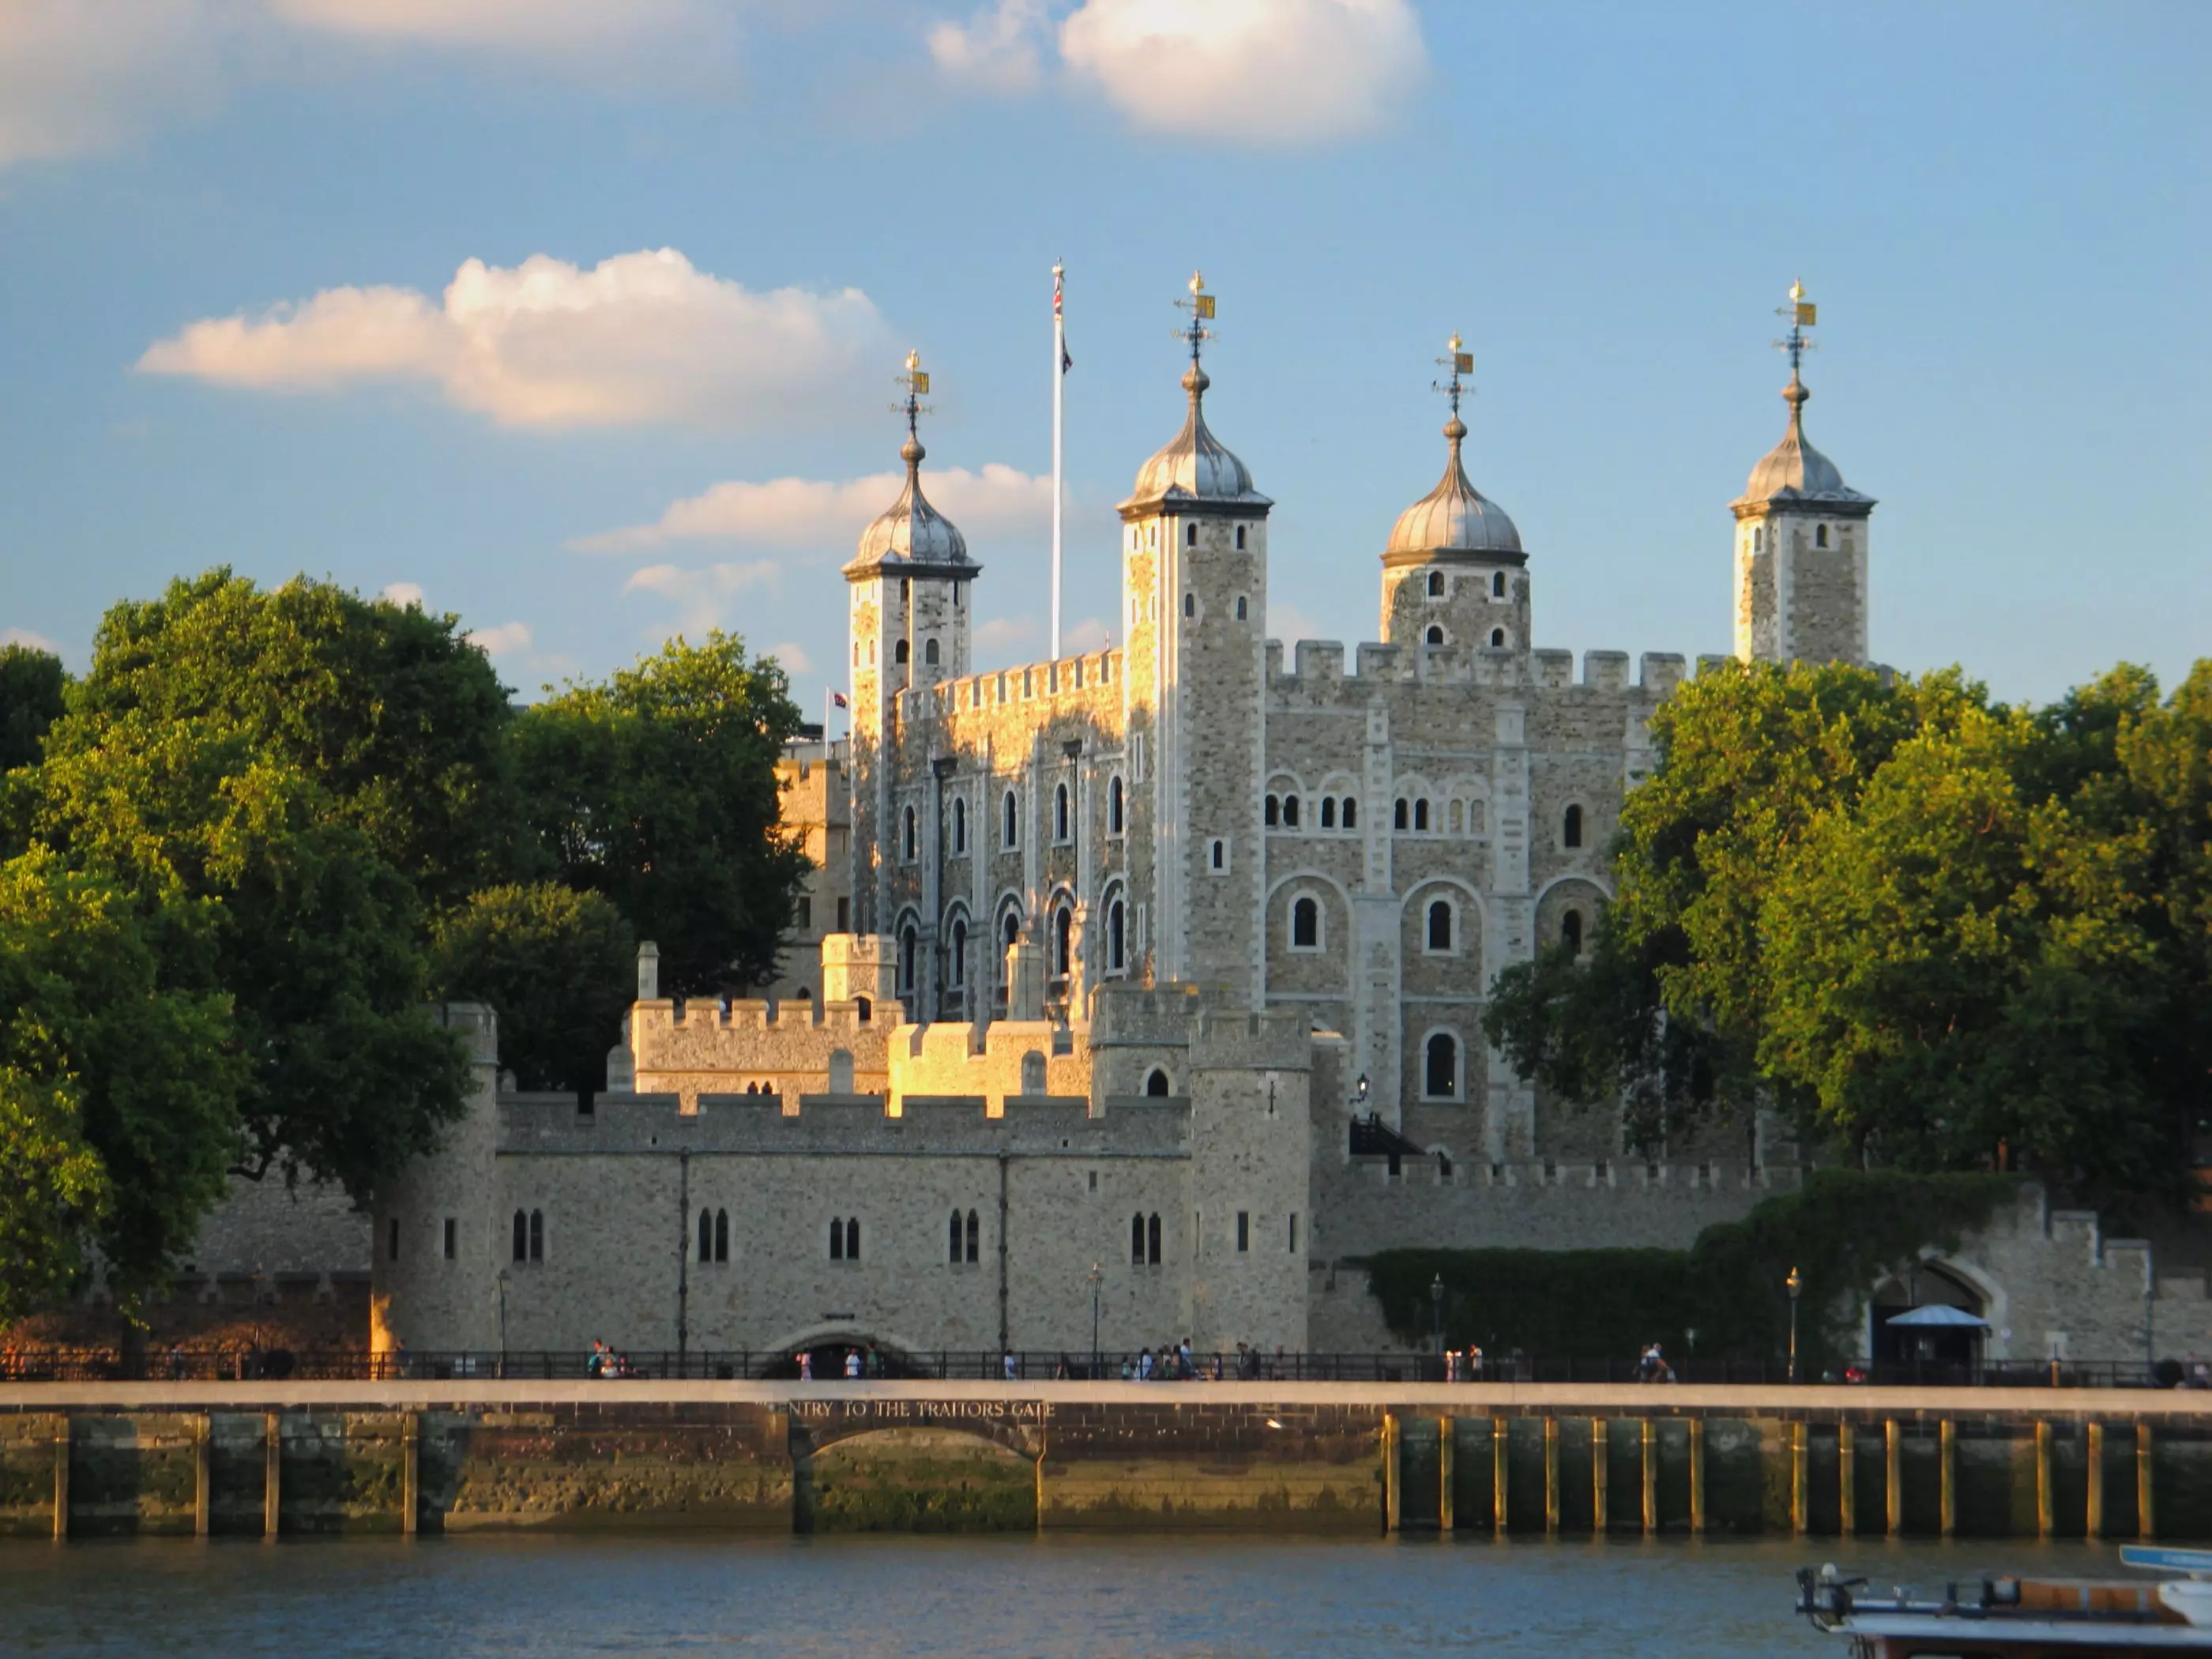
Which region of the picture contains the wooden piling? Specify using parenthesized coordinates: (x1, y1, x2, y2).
(1544, 1416, 1560, 1534)
(1592, 1419, 1610, 1533)
(2137, 1419, 2154, 1542)
(2036, 1420, 2054, 1539)
(402, 1413, 420, 1537)
(51, 1415, 69, 1543)
(1939, 1418, 1956, 1539)
(1641, 1418, 1657, 1534)
(1382, 1413, 1401, 1533)
(1838, 1423, 1856, 1537)
(1791, 1422, 1810, 1536)
(1439, 1417, 1454, 1533)
(1493, 1415, 1510, 1534)
(1885, 1420, 1903, 1537)
(263, 1411, 281, 1540)
(1688, 1418, 1706, 1536)
(2088, 1422, 2105, 1540)
(194, 1414, 212, 1537)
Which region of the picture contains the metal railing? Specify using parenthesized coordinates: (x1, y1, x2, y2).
(0, 1346, 2178, 1390)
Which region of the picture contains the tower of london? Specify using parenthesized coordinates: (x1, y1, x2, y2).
(363, 278, 1940, 1368)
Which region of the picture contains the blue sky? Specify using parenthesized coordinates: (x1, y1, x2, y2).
(0, 1, 2204, 712)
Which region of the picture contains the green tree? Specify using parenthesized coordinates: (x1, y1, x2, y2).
(0, 644, 67, 774)
(514, 632, 807, 996)
(432, 884, 636, 1103)
(1487, 660, 1981, 1147)
(25, 571, 485, 1195)
(0, 849, 243, 1317)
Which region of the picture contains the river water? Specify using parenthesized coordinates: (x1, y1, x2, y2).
(0, 1533, 2127, 1656)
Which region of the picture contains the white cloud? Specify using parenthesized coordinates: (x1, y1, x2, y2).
(623, 558, 784, 638)
(975, 615, 1039, 649)
(380, 581, 426, 608)
(1059, 0, 1424, 145)
(0, 0, 235, 169)
(1063, 614, 1111, 653)
(137, 248, 890, 431)
(573, 461, 1052, 554)
(767, 639, 813, 674)
(2, 626, 64, 654)
(928, 0, 1047, 92)
(1268, 600, 1324, 645)
(465, 620, 533, 656)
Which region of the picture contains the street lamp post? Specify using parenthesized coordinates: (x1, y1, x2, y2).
(1086, 1262, 1103, 1378)
(1431, 1274, 1446, 1355)
(1786, 1266, 1804, 1382)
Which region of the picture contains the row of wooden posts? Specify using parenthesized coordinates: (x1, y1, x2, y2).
(43, 1413, 423, 1540)
(1379, 1415, 2158, 1538)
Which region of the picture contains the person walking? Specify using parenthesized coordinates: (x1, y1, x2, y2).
(845, 1349, 863, 1379)
(797, 1350, 813, 1381)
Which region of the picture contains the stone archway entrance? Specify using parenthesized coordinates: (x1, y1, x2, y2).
(1870, 1261, 1988, 1372)
(789, 1405, 1044, 1533)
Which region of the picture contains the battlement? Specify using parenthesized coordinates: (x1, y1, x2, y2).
(905, 649, 1123, 726)
(1266, 641, 1686, 698)
(496, 1086, 1189, 1158)
(1343, 1155, 1808, 1198)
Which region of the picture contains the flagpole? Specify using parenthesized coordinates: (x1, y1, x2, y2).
(1051, 261, 1064, 663)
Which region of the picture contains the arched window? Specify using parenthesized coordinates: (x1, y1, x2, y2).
(1448, 799, 1463, 834)
(1427, 570, 1445, 597)
(1395, 798, 1409, 830)
(1319, 797, 1335, 829)
(924, 637, 940, 666)
(894, 638, 909, 664)
(1264, 794, 1279, 826)
(1414, 799, 1430, 832)
(511, 1209, 527, 1263)
(1427, 900, 1453, 952)
(1292, 895, 1319, 949)
(1210, 839, 1225, 870)
(949, 1209, 964, 1265)
(1283, 795, 1300, 828)
(855, 995, 872, 1023)
(1816, 522, 1830, 548)
(898, 923, 917, 994)
(831, 1217, 845, 1260)
(1490, 628, 1506, 648)
(902, 806, 916, 860)
(1055, 782, 1070, 841)
(1564, 803, 1584, 848)
(1003, 908, 1021, 950)
(1562, 908, 1585, 956)
(1108, 775, 1124, 836)
(1425, 1033, 1458, 1099)
(1752, 525, 1764, 551)
(1185, 523, 1198, 547)
(951, 796, 967, 854)
(529, 1209, 544, 1262)
(1147, 1213, 1162, 1265)
(1130, 1213, 1146, 1266)
(1054, 905, 1073, 976)
(846, 1218, 861, 1260)
(1146, 1067, 1171, 1097)
(1108, 898, 1126, 972)
(950, 918, 968, 987)
(714, 1209, 728, 1262)
(965, 1209, 980, 1264)
(1003, 790, 1018, 847)
(1183, 592, 1195, 618)
(900, 578, 910, 600)
(699, 1207, 714, 1262)
(1425, 625, 1445, 645)
(1236, 525, 1247, 550)
(1342, 797, 1358, 829)
(1235, 596, 1247, 620)
(1492, 570, 1507, 597)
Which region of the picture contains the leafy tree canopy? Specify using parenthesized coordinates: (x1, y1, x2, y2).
(0, 644, 68, 776)
(513, 632, 807, 996)
(1486, 658, 2212, 1210)
(432, 883, 636, 1102)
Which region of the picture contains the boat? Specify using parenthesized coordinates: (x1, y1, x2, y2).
(1796, 1547, 2212, 1655)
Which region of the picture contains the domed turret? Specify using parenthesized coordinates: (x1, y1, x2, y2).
(1384, 411, 1522, 562)
(1119, 274, 1270, 516)
(1734, 373, 1868, 509)
(845, 356, 974, 577)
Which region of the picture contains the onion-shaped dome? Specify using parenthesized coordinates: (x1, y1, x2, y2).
(1736, 375, 1873, 507)
(1121, 364, 1271, 513)
(1383, 412, 1523, 566)
(844, 431, 972, 578)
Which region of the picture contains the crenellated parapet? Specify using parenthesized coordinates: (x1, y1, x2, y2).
(1266, 641, 1686, 698)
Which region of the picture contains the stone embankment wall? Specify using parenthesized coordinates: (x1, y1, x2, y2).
(6, 1382, 2212, 1541)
